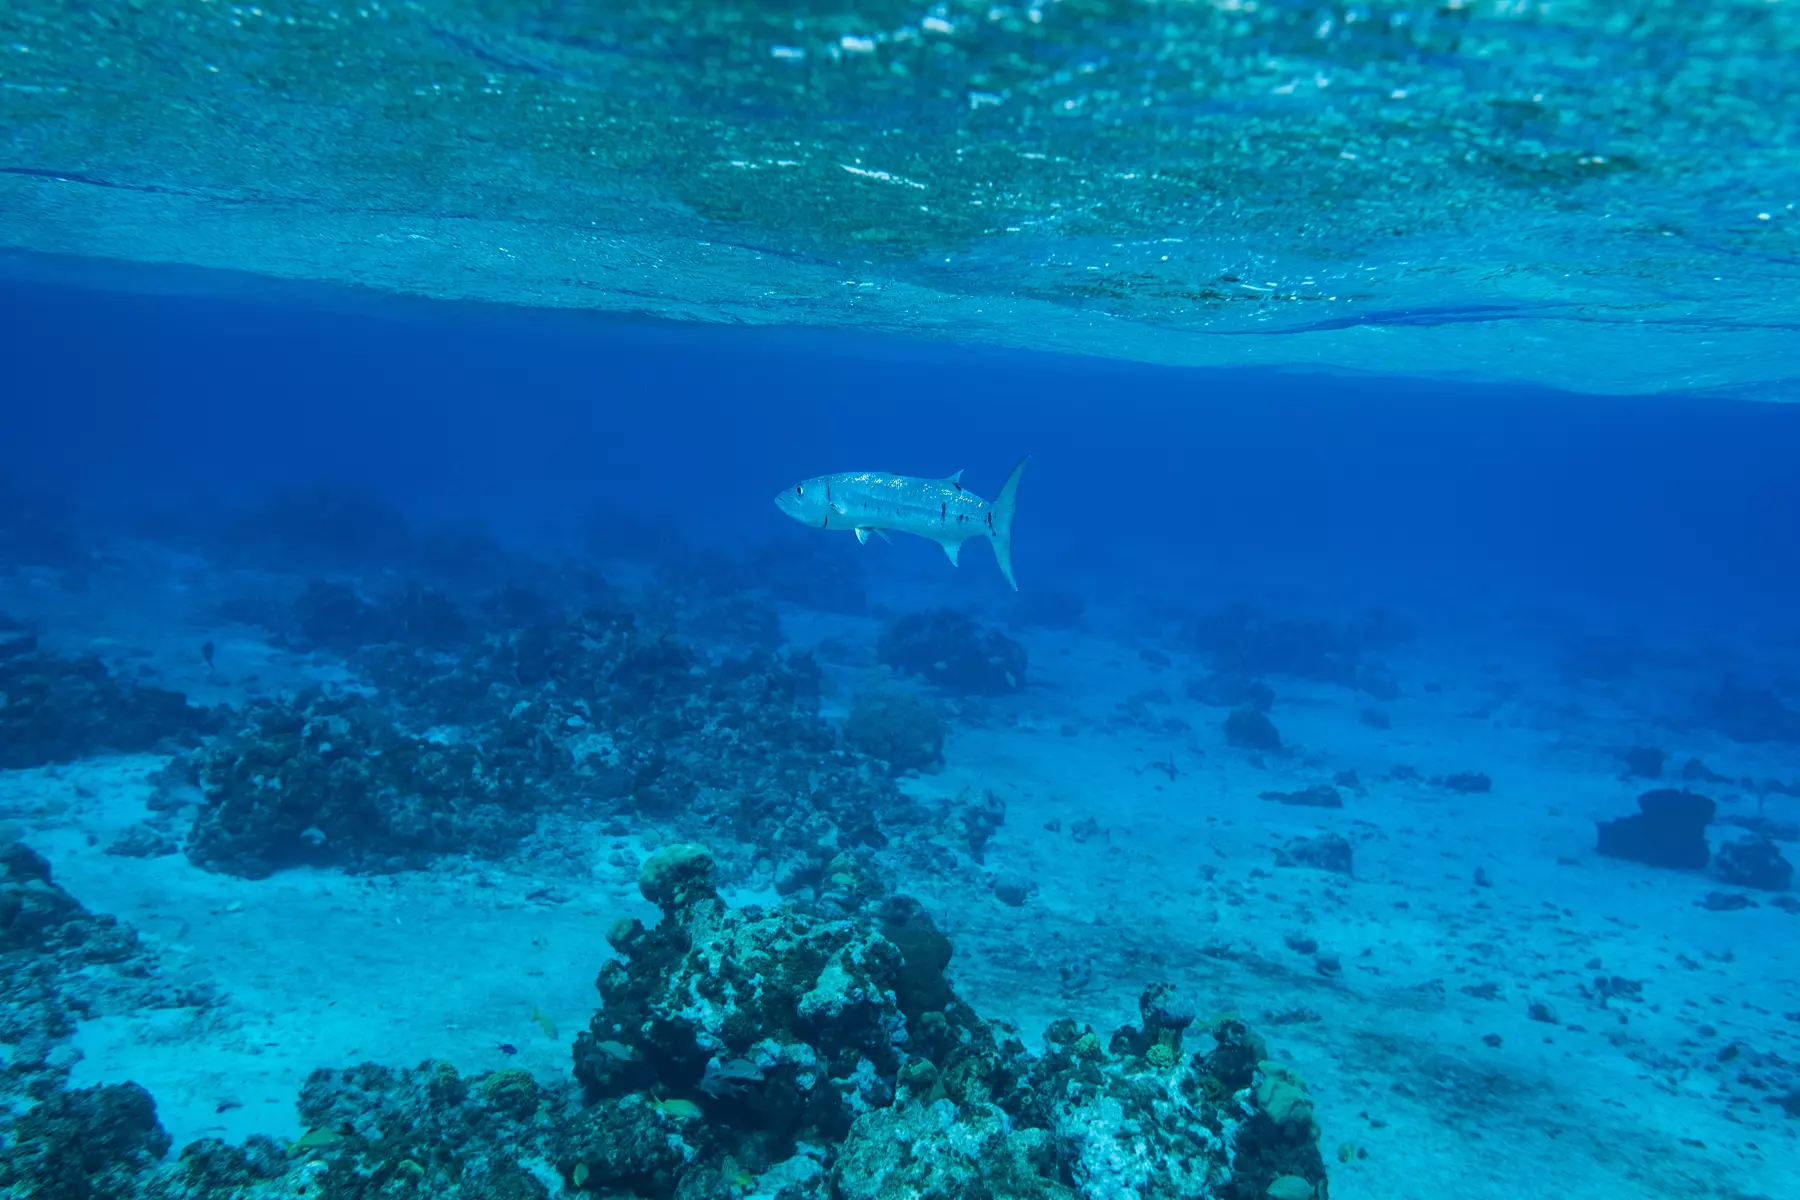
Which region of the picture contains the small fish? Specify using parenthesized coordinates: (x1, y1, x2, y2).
(530, 1005, 558, 1041)
(774, 457, 1029, 590)
(286, 1126, 346, 1157)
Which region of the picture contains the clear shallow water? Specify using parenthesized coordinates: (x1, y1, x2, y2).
(3, 5, 1800, 1200)
(2, 0, 1797, 396)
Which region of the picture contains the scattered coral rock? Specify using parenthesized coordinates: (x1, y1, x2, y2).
(1595, 789, 1714, 870)
(1715, 836, 1794, 891)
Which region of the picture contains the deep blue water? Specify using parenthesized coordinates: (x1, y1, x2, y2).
(6, 278, 1799, 629)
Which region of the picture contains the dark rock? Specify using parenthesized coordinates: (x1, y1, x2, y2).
(1596, 789, 1714, 870)
(1224, 706, 1283, 752)
(1275, 834, 1353, 875)
(1435, 771, 1491, 794)
(1359, 707, 1390, 729)
(0, 633, 221, 770)
(1698, 892, 1757, 911)
(1260, 786, 1343, 808)
(1715, 837, 1794, 891)
(1680, 758, 1730, 784)
(992, 875, 1031, 907)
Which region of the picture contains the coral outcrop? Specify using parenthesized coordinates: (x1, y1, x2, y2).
(0, 841, 1327, 1200)
(566, 846, 1329, 1199)
(0, 618, 220, 770)
(878, 608, 1027, 696)
(843, 691, 946, 774)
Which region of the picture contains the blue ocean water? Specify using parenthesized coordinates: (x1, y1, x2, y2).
(3, 3, 1800, 1197)
(4, 274, 1799, 1200)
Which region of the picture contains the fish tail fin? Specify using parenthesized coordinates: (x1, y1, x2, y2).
(989, 455, 1028, 591)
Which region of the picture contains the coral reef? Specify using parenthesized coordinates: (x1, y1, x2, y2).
(0, 619, 221, 770)
(879, 608, 1028, 696)
(186, 688, 538, 878)
(0, 840, 215, 1199)
(194, 596, 956, 899)
(842, 692, 946, 775)
(0, 844, 1327, 1200)
(567, 847, 1330, 1199)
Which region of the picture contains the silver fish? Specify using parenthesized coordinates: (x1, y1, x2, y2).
(774, 457, 1029, 590)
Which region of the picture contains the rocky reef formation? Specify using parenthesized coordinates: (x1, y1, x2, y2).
(182, 592, 950, 893)
(842, 691, 946, 775)
(1596, 789, 1715, 870)
(1, 843, 1329, 1200)
(184, 688, 539, 878)
(567, 843, 1330, 1200)
(0, 617, 221, 771)
(0, 840, 216, 1200)
(878, 608, 1027, 696)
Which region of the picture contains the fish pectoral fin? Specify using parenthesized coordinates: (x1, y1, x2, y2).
(941, 539, 963, 566)
(855, 527, 892, 546)
(830, 500, 850, 516)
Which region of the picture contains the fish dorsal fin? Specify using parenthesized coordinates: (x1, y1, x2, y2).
(941, 539, 962, 566)
(947, 470, 964, 490)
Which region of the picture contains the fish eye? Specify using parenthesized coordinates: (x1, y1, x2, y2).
(796, 486, 804, 495)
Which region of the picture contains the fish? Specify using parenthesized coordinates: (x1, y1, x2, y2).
(773, 457, 1029, 590)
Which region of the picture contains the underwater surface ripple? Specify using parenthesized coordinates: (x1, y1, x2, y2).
(1, 0, 1797, 396)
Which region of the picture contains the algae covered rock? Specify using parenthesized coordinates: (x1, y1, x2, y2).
(637, 842, 719, 910)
